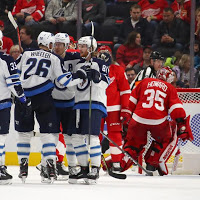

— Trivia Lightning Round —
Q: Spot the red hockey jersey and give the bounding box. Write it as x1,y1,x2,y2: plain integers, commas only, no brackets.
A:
12,0,45,21
171,0,191,24
128,78,186,125
138,0,168,21
106,64,131,112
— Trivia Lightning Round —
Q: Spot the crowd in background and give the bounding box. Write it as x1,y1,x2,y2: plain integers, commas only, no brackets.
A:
0,0,200,88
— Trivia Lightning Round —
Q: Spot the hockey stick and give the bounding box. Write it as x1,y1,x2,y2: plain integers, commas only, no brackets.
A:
171,139,182,174
88,21,94,147
8,11,22,53
100,131,153,176
101,154,127,180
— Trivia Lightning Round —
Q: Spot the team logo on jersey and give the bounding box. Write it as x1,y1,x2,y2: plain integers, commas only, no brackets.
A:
77,79,90,91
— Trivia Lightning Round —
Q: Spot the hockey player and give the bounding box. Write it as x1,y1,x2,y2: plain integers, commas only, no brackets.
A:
130,51,165,90
0,38,30,184
69,36,109,184
119,66,193,175
15,31,86,183
97,45,131,171
52,32,81,180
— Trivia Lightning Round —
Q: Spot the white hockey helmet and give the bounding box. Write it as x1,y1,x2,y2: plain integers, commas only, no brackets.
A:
54,33,70,48
78,36,97,52
0,30,3,49
37,31,54,49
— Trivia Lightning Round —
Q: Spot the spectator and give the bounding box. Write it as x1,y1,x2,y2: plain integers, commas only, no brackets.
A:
171,0,191,24
118,4,153,46
0,21,14,54
9,45,21,60
177,54,197,88
20,26,38,50
42,0,77,38
133,46,152,74
12,0,45,26
116,31,143,70
66,36,80,52
152,7,188,57
195,7,200,40
138,0,168,31
82,0,106,39
125,67,137,85
171,69,178,87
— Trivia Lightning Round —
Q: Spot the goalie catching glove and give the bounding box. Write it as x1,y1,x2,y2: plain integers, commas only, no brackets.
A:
176,115,194,141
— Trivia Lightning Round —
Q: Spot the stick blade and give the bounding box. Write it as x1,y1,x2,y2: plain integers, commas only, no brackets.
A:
8,11,18,29
108,170,127,180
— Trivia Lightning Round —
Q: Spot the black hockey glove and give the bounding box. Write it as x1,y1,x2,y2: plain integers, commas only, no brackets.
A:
74,68,87,80
15,96,32,118
91,69,101,83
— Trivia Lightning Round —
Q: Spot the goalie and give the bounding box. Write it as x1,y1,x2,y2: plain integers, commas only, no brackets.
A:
108,66,193,175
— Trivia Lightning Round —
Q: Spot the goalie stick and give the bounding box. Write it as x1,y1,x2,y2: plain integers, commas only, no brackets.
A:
8,11,22,53
171,139,182,174
100,131,153,176
101,154,127,180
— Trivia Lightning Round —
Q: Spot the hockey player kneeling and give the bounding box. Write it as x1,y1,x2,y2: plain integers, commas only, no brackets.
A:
117,67,193,175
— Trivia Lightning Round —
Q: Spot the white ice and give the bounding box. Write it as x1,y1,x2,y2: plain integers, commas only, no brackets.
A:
1,166,200,200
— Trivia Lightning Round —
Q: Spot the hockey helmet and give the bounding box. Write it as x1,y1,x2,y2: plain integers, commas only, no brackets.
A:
78,36,97,52
156,66,174,83
97,46,112,66
37,31,55,49
54,33,70,48
150,51,165,61
0,30,3,49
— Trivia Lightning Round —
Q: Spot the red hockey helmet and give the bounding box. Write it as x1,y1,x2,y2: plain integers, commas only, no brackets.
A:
156,66,174,83
97,45,112,54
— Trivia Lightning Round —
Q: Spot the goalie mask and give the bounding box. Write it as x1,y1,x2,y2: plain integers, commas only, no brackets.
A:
37,31,54,49
156,66,174,83
54,33,70,49
78,36,97,53
97,45,112,66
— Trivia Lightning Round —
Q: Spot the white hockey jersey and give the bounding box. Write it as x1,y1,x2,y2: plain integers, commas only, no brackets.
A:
74,57,109,117
17,49,72,97
0,52,25,110
52,51,81,108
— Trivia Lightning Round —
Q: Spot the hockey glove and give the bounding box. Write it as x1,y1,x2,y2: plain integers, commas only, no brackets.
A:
81,65,92,81
91,69,101,83
120,108,132,126
75,68,87,80
176,116,194,141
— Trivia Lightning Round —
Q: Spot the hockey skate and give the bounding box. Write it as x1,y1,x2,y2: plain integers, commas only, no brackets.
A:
86,166,100,184
68,166,89,184
146,163,159,176
56,162,69,181
18,158,28,183
46,159,57,183
112,162,123,172
0,165,13,185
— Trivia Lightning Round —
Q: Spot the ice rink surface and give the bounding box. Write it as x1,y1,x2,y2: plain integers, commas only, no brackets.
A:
1,166,200,200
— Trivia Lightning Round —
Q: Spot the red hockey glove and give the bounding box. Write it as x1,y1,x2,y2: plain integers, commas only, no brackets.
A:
176,115,194,141
120,108,132,126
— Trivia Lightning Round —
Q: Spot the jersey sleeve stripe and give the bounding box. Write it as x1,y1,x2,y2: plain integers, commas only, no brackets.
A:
130,96,137,104
132,113,167,125
107,105,121,112
121,109,132,115
168,103,184,114
120,90,131,96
